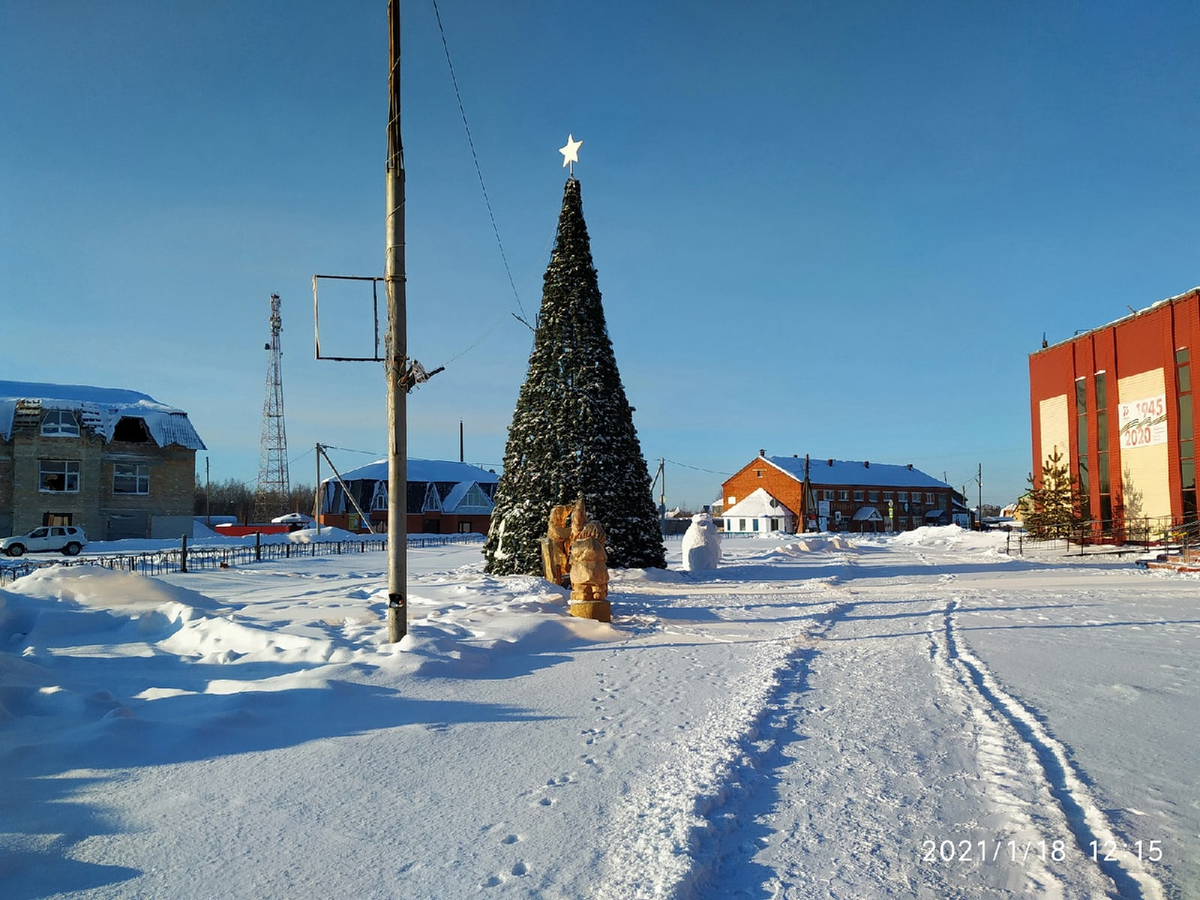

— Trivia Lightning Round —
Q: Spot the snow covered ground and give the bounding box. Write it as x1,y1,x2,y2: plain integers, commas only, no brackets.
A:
1,526,1196,899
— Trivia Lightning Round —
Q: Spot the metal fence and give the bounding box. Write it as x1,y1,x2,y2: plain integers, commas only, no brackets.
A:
0,533,483,587
1004,516,1199,557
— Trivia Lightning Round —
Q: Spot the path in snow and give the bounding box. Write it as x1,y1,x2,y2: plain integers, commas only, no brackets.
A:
608,537,1180,899
1,531,1193,899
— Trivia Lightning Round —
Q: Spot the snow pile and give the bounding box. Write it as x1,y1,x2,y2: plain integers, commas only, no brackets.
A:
887,523,1009,552
774,534,858,554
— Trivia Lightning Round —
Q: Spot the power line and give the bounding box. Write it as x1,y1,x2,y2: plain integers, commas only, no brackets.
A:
663,458,734,477
431,0,527,325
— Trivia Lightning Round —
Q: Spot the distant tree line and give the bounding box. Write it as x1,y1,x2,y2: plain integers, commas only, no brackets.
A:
194,479,317,523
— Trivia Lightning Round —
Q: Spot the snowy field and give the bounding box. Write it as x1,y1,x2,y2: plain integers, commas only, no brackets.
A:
1,526,1196,900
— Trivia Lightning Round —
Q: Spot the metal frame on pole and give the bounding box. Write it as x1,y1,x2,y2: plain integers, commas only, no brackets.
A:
385,0,408,643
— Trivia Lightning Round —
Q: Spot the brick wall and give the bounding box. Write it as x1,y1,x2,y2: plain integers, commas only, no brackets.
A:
1029,287,1200,527
2,430,197,540
722,457,953,533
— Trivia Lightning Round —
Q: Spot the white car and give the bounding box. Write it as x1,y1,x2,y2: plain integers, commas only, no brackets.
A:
0,525,88,557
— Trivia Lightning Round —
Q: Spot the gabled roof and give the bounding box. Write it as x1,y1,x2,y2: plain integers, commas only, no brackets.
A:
327,457,500,486
762,456,949,490
720,487,792,519
0,380,206,450
442,481,494,514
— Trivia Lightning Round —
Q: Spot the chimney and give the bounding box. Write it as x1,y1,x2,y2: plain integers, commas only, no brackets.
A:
864,460,870,468
907,463,913,470
792,453,798,458
827,459,833,466
759,448,765,457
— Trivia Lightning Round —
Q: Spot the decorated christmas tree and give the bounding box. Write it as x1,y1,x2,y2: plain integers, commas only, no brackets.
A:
484,171,665,575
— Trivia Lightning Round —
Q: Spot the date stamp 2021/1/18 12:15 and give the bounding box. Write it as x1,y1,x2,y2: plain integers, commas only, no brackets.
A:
921,838,1164,865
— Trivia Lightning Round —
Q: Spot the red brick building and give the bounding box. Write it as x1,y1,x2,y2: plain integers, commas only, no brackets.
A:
1028,286,1200,535
719,454,955,534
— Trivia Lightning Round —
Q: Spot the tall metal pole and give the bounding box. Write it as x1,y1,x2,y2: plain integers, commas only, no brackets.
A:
978,463,983,531
385,0,408,642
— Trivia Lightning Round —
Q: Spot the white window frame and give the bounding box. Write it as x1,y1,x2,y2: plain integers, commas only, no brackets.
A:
39,459,81,493
41,409,80,438
113,463,150,495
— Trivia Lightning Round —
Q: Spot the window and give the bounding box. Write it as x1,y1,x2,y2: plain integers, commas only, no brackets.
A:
41,410,79,437
838,490,849,501
1096,373,1112,524
1076,377,1091,518
1177,350,1195,520
370,481,389,512
868,491,879,503
39,459,80,492
853,490,864,502
738,518,746,532
756,469,763,478
113,463,150,495
912,492,923,505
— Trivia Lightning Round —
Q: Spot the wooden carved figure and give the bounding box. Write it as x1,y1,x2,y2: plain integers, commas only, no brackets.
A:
543,503,573,586
568,497,611,621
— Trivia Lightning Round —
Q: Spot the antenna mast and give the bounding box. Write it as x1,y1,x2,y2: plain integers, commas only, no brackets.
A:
256,292,290,520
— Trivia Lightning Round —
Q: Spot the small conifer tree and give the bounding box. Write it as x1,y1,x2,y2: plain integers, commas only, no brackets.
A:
484,178,666,575
1021,446,1083,538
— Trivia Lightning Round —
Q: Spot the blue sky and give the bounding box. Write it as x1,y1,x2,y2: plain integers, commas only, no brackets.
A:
2,1,1197,510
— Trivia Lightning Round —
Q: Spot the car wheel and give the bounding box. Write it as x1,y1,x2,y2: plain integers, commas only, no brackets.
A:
63,542,82,556
6,544,25,557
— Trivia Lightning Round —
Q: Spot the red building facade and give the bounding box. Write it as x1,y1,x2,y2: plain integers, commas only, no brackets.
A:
1028,287,1200,535
720,454,955,533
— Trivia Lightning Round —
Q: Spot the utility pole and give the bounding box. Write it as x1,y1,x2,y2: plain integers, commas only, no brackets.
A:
659,457,666,515
385,0,408,643
650,458,666,534
978,463,983,530
802,454,812,533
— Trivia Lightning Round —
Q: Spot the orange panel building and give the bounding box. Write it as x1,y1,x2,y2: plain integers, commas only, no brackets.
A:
1028,286,1200,537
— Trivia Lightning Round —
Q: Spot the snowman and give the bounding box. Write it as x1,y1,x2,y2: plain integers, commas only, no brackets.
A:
681,512,722,572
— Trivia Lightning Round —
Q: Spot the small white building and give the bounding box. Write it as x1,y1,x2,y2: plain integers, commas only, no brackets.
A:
719,487,795,534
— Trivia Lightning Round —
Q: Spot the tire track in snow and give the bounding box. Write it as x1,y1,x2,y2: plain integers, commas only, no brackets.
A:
597,601,848,900
939,599,1166,900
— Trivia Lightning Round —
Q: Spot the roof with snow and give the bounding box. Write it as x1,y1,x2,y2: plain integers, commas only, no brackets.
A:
0,380,206,450
1034,285,1200,354
720,487,793,519
762,456,949,489
325,457,499,486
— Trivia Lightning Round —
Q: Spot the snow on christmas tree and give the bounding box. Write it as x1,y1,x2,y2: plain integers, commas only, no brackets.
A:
484,169,665,576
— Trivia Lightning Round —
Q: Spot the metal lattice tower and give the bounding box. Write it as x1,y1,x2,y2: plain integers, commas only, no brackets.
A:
255,293,290,519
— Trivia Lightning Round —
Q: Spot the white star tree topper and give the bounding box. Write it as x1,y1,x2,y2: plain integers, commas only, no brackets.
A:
559,134,583,175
